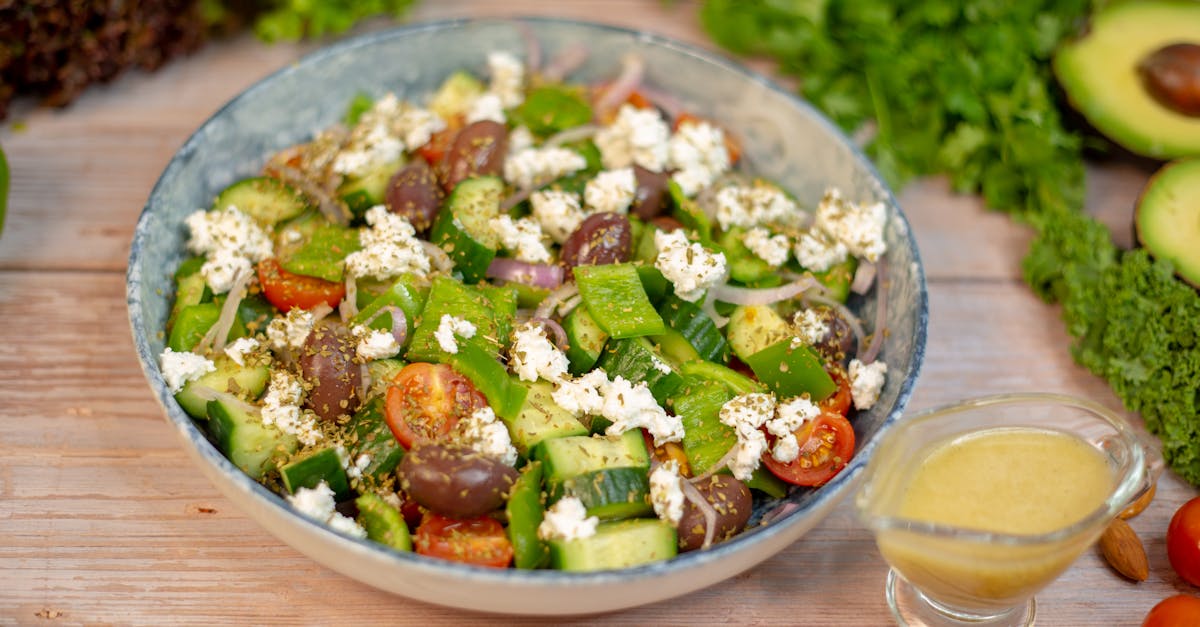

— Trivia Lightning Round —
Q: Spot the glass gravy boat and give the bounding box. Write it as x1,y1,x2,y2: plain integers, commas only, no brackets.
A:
856,393,1161,626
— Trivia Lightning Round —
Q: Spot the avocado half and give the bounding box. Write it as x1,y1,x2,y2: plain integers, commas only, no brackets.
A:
1055,0,1200,160
1136,159,1200,286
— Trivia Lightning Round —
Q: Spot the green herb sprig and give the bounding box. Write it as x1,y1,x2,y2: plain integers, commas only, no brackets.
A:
700,0,1200,484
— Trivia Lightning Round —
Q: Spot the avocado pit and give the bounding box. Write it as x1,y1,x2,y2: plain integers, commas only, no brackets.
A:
1138,43,1200,117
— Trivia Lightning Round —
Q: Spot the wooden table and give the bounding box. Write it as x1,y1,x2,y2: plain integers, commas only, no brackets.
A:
2,2,1196,624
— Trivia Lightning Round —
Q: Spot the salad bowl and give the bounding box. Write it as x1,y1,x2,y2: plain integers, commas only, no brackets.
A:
126,17,928,615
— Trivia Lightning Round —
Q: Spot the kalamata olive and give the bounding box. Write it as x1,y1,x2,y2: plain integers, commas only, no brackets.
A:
677,475,753,552
560,212,633,269
439,120,508,191
397,443,519,518
385,159,444,232
1138,43,1200,117
811,306,857,363
298,321,362,422
649,215,684,233
631,165,670,220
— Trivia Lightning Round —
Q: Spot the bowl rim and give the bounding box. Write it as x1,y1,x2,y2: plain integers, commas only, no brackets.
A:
126,15,929,588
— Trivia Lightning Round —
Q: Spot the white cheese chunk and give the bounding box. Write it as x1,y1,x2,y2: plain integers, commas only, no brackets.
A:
551,368,610,417
654,229,727,302
594,104,671,172
602,376,683,446
223,337,261,367
718,393,776,480
531,189,586,244
766,396,820,463
454,406,519,467
849,358,888,410
814,188,888,262
668,120,730,197
466,92,506,125
266,308,316,352
538,496,599,541
794,229,849,273
487,51,525,108
649,460,686,526
583,168,637,214
504,147,588,190
434,314,477,355
287,481,367,539
352,324,401,361
714,184,799,231
260,370,322,446
742,227,790,267
489,215,552,264
159,348,215,393
344,205,431,281
791,309,829,348
508,321,570,383
184,205,274,294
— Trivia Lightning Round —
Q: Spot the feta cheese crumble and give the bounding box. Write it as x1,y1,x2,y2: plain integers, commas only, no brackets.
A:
654,229,727,302
287,481,367,539
466,92,506,125
713,184,800,232
793,229,849,273
649,460,686,526
266,308,316,352
454,407,519,467
583,168,637,214
593,104,671,172
765,396,820,463
332,94,405,177
814,188,888,262
538,496,599,541
489,215,552,264
791,309,829,347
487,51,525,108
352,324,401,361
551,368,609,416
344,205,431,281
395,104,447,150
159,348,215,393
718,393,776,480
668,119,731,197
602,376,683,446
742,227,790,267
184,205,273,294
508,321,570,383
848,359,888,410
504,146,588,189
260,370,322,446
223,337,261,367
434,314,477,355
531,189,586,244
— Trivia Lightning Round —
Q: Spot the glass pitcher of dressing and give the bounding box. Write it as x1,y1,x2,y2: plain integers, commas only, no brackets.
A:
856,393,1162,627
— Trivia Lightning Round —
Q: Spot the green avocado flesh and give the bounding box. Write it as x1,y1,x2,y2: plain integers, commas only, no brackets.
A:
1136,159,1200,286
1054,0,1200,159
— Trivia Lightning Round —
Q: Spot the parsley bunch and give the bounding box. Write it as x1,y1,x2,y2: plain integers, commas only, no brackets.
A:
701,0,1200,484
200,0,417,42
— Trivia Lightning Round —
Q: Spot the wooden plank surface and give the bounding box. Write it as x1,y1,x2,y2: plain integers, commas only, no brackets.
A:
1,1,1196,624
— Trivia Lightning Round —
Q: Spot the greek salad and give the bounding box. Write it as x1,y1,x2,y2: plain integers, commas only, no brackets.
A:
159,48,891,571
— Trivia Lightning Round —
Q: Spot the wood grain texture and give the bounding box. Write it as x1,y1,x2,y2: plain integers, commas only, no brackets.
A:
0,1,1195,624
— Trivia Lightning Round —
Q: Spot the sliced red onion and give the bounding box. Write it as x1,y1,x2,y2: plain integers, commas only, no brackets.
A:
531,316,569,350
860,259,889,365
534,283,579,320
358,362,370,405
310,302,335,323
501,186,538,212
632,85,686,121
850,260,877,296
486,258,565,290
680,477,719,550
544,124,601,147
558,294,583,318
805,291,867,358
593,54,645,120
701,292,730,329
339,274,359,321
541,42,588,82
419,240,454,274
690,446,737,483
185,383,223,405
359,304,409,349
271,163,349,227
709,276,817,307
198,268,251,355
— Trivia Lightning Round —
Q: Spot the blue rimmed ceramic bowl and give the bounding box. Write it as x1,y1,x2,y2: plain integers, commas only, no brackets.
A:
127,17,927,615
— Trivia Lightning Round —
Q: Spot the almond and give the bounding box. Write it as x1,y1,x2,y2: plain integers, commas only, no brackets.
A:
1100,518,1149,582
1119,482,1156,520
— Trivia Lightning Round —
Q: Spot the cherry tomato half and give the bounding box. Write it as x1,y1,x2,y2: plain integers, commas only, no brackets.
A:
819,366,852,417
415,512,513,568
761,411,856,487
417,114,463,166
384,362,489,449
1143,594,1200,627
1168,496,1200,587
256,258,345,313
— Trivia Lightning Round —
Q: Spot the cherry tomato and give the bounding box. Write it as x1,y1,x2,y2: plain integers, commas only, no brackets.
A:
641,428,690,476
415,512,513,568
256,258,345,313
384,363,489,449
819,366,852,416
1168,496,1200,587
673,112,742,165
761,411,856,487
417,125,457,166
1143,594,1200,627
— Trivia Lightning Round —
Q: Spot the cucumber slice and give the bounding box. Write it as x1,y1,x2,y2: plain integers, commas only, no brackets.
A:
280,447,351,499
175,357,269,419
534,430,650,486
671,378,737,475
212,176,310,225
548,519,677,572
168,269,211,333
548,467,652,521
206,392,298,480
505,381,588,454
658,294,730,362
429,70,486,120
594,337,684,405
507,461,549,569
338,159,404,217
356,493,412,551
429,176,503,284
343,396,405,483
563,305,608,375
651,326,701,365
725,304,791,362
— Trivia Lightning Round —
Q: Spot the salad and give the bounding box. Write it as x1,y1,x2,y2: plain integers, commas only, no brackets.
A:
158,48,891,571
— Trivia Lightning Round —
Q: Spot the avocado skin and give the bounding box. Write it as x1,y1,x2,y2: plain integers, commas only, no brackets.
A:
1135,159,1200,287
1054,0,1200,160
